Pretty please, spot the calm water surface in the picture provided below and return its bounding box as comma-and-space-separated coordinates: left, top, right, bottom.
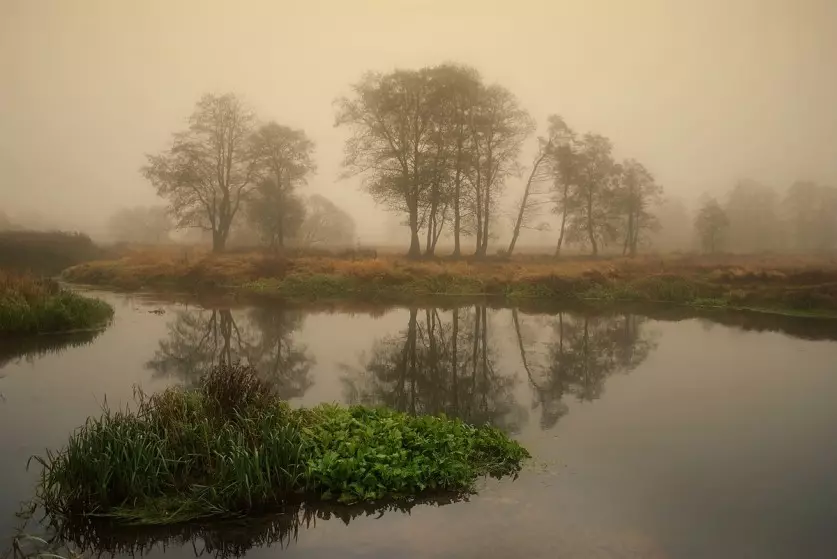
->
2, 290, 837, 559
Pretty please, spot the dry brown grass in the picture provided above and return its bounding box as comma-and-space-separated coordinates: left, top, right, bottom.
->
61, 247, 837, 293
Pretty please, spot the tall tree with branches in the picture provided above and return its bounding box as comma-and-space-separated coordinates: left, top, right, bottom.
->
142, 93, 260, 252
336, 69, 438, 258
467, 84, 533, 256
615, 159, 662, 256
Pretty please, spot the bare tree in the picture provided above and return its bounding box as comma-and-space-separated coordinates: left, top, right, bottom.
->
142, 93, 260, 252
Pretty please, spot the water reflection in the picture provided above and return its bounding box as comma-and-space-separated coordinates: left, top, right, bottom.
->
513, 310, 658, 429
50, 496, 463, 559
341, 306, 657, 432
146, 307, 314, 400
341, 307, 525, 432
0, 330, 103, 370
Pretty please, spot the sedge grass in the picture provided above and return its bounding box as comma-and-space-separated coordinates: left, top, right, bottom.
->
33, 364, 529, 525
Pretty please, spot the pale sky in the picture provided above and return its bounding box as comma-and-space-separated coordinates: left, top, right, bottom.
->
2, 0, 836, 242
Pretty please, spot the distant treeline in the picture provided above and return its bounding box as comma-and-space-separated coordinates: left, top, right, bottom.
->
0, 230, 104, 275
695, 179, 837, 255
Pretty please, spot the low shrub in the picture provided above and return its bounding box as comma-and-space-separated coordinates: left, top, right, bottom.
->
34, 364, 530, 525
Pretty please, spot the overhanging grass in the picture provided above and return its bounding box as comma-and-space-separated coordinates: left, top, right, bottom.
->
0, 271, 113, 335
33, 364, 530, 525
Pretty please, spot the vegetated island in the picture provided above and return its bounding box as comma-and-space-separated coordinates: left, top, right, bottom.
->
34, 364, 529, 526
62, 249, 837, 317
0, 271, 113, 336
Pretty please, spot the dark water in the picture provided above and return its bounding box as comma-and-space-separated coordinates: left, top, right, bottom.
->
2, 291, 837, 559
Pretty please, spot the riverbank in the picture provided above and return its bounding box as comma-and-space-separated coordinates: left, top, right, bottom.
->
61, 250, 837, 317
35, 364, 529, 525
0, 271, 113, 335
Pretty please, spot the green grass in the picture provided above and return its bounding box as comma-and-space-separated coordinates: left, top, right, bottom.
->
0, 272, 113, 335
33, 364, 530, 525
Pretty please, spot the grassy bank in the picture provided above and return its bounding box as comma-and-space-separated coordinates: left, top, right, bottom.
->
0, 271, 113, 335
61, 249, 837, 316
34, 364, 529, 525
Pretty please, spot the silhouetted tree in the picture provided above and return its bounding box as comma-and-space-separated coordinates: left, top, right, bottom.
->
249, 122, 316, 249
296, 194, 356, 247
695, 197, 729, 253
142, 93, 260, 252
562, 134, 620, 255
783, 181, 837, 253
466, 84, 533, 257
614, 159, 662, 256
336, 70, 439, 257
725, 179, 781, 253
107, 206, 172, 244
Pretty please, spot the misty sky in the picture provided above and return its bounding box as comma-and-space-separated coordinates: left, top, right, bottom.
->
2, 0, 836, 242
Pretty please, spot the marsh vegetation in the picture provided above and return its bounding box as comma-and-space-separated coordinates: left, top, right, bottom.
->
34, 363, 529, 525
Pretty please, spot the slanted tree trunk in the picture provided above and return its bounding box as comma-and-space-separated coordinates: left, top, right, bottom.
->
555, 183, 570, 257
508, 150, 550, 256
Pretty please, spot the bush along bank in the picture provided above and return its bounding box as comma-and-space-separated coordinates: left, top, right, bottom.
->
0, 272, 113, 335
33, 364, 530, 525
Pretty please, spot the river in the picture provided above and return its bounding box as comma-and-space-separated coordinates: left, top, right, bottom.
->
2, 290, 837, 558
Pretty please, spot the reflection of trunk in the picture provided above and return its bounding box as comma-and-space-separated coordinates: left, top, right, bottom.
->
408, 309, 417, 414
452, 308, 459, 413
582, 318, 591, 394
512, 309, 539, 388
480, 306, 488, 411
470, 305, 480, 415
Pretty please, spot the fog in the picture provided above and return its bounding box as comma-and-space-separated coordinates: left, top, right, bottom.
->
2, 0, 836, 247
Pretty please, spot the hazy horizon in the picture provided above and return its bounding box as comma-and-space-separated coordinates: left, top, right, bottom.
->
2, 0, 836, 245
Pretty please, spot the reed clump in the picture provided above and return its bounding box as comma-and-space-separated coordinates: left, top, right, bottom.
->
34, 363, 529, 525
0, 271, 113, 335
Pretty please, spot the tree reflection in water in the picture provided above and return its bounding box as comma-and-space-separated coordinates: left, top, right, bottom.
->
146, 306, 313, 400
344, 305, 658, 432
514, 309, 658, 429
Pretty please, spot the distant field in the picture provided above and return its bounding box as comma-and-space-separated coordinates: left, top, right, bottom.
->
60, 246, 837, 316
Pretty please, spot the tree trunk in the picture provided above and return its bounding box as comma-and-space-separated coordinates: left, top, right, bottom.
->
408, 200, 421, 258
479, 181, 490, 257
586, 193, 598, 256
508, 151, 549, 256
452, 142, 463, 258
555, 185, 569, 257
